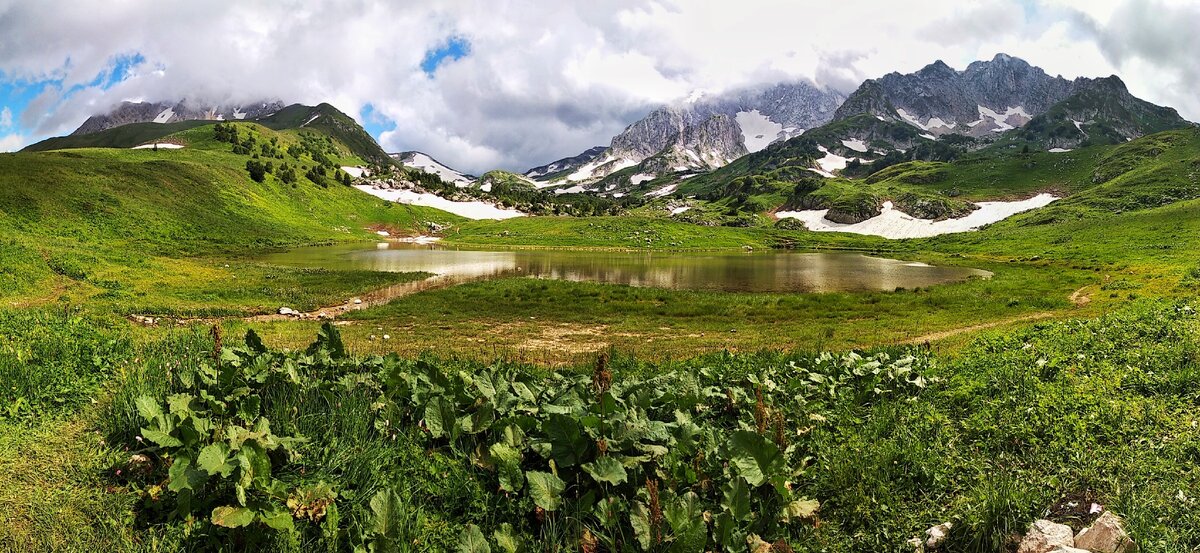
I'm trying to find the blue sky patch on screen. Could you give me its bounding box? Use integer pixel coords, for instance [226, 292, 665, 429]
[420, 36, 470, 76]
[0, 52, 144, 140]
[360, 103, 397, 141]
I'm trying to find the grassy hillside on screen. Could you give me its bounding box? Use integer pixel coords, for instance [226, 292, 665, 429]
[0, 121, 463, 314]
[20, 120, 213, 151]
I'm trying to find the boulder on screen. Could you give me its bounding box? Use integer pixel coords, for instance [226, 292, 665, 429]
[1018, 520, 1075, 553]
[925, 522, 953, 549]
[278, 307, 296, 316]
[1074, 512, 1137, 553]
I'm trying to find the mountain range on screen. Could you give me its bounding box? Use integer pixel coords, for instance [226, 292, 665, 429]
[37, 53, 1195, 204]
[523, 81, 845, 187]
[72, 99, 286, 135]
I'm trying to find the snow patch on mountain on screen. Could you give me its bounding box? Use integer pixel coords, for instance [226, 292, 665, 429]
[813, 146, 853, 177]
[646, 183, 679, 198]
[630, 173, 656, 185]
[777, 194, 1059, 239]
[735, 109, 784, 153]
[896, 108, 956, 131]
[153, 108, 175, 124]
[132, 143, 183, 150]
[354, 185, 523, 220]
[975, 106, 1027, 132]
[394, 152, 474, 187]
[841, 138, 869, 153]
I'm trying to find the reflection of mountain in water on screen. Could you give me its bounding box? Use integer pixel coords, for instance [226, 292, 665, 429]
[256, 243, 990, 294]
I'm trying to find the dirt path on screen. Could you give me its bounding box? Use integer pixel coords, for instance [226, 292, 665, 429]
[900, 312, 1056, 345]
[130, 273, 490, 326]
[1070, 285, 1092, 306]
[902, 285, 1094, 345]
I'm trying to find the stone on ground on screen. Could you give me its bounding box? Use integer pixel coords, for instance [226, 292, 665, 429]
[1018, 519, 1075, 553]
[1074, 511, 1137, 553]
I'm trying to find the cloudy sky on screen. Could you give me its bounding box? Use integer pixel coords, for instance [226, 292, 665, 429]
[0, 0, 1197, 172]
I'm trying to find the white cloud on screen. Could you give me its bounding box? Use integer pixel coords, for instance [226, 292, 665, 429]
[0, 0, 1193, 173]
[0, 133, 26, 152]
[0, 107, 10, 129]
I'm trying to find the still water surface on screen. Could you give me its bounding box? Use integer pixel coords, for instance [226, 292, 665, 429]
[254, 242, 991, 294]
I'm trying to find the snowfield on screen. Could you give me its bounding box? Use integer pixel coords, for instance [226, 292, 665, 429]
[813, 146, 853, 177]
[841, 138, 869, 153]
[341, 166, 367, 178]
[736, 110, 784, 153]
[132, 143, 184, 150]
[353, 185, 524, 220]
[896, 108, 957, 132]
[630, 173, 656, 185]
[776, 193, 1060, 239]
[398, 153, 474, 187]
[1048, 148, 1073, 153]
[973, 105, 1032, 132]
[153, 108, 175, 124]
[646, 183, 679, 198]
[566, 155, 636, 182]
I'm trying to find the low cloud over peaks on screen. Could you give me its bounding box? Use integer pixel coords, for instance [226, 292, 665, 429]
[0, 0, 1195, 169]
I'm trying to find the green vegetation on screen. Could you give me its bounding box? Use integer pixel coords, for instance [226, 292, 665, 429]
[3, 97, 1200, 551]
[5, 300, 1200, 550]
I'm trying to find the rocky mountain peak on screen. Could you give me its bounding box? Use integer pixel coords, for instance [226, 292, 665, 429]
[72, 99, 284, 135]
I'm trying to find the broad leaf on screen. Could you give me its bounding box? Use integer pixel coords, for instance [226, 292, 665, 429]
[582, 456, 628, 485]
[135, 396, 163, 422]
[259, 504, 295, 531]
[525, 471, 565, 512]
[727, 431, 783, 487]
[458, 524, 491, 553]
[140, 427, 182, 448]
[167, 456, 207, 492]
[212, 505, 256, 528]
[493, 523, 521, 553]
[424, 397, 455, 439]
[721, 478, 751, 521]
[781, 498, 820, 524]
[489, 443, 524, 492]
[197, 443, 234, 477]
[543, 414, 587, 467]
[630, 501, 652, 550]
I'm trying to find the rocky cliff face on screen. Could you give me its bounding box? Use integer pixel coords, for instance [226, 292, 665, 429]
[1016, 76, 1193, 149]
[832, 53, 1191, 149]
[530, 80, 845, 185]
[834, 54, 1079, 137]
[523, 146, 607, 180]
[72, 99, 285, 135]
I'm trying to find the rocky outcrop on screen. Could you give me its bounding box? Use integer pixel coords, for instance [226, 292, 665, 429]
[73, 99, 284, 135]
[831, 53, 1189, 143]
[523, 146, 606, 179]
[1073, 512, 1137, 553]
[834, 54, 1076, 137]
[1018, 520, 1075, 553]
[532, 80, 845, 186]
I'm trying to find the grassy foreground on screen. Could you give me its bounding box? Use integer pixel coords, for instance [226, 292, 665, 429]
[2, 301, 1198, 551]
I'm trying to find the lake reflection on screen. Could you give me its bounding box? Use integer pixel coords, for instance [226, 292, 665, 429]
[254, 242, 991, 294]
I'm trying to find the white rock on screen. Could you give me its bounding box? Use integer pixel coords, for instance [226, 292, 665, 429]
[278, 307, 296, 315]
[1074, 512, 1137, 553]
[383, 334, 390, 340]
[1018, 520, 1075, 553]
[925, 522, 953, 549]
[353, 298, 363, 305]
